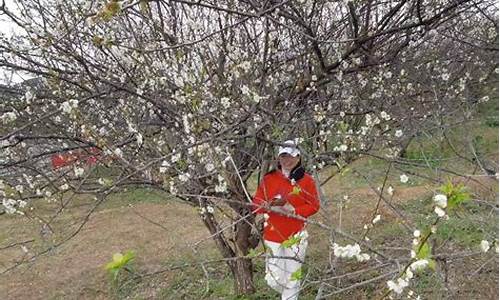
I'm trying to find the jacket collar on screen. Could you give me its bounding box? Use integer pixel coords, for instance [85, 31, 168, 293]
[288, 164, 305, 182]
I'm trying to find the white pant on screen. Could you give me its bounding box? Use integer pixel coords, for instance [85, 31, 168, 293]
[264, 231, 308, 300]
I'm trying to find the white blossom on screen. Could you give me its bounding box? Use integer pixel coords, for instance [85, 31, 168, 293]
[74, 167, 84, 177]
[332, 243, 370, 262]
[206, 206, 215, 214]
[400, 174, 409, 183]
[413, 230, 421, 238]
[404, 269, 414, 280]
[159, 161, 169, 173]
[136, 133, 143, 146]
[395, 130, 403, 137]
[387, 278, 409, 294]
[221, 97, 231, 109]
[61, 99, 78, 114]
[410, 259, 429, 271]
[215, 175, 228, 193]
[171, 152, 181, 163]
[2, 199, 17, 214]
[480, 240, 490, 252]
[433, 194, 447, 208]
[178, 173, 191, 182]
[1, 112, 17, 123]
[381, 111, 391, 121]
[372, 214, 381, 224]
[114, 148, 123, 158]
[169, 181, 177, 195]
[387, 186, 394, 195]
[15, 185, 24, 193]
[434, 206, 446, 217]
[240, 85, 251, 96]
[205, 163, 215, 172]
[60, 183, 69, 191]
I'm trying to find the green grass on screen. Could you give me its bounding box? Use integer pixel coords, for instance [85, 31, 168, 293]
[410, 271, 445, 299]
[398, 194, 497, 249]
[157, 254, 324, 299]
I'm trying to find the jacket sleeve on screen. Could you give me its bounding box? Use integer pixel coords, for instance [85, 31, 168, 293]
[252, 178, 270, 214]
[294, 177, 320, 218]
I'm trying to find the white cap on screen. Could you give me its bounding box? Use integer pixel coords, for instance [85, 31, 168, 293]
[278, 140, 300, 157]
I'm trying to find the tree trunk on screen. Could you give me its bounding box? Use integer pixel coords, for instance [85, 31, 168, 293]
[230, 256, 255, 295]
[201, 205, 258, 295]
[231, 210, 256, 294]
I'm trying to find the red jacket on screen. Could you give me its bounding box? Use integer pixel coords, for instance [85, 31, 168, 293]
[252, 169, 320, 243]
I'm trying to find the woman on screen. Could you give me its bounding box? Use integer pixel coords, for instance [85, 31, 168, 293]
[252, 139, 320, 300]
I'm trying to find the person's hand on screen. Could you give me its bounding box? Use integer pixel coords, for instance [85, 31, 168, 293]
[271, 202, 295, 215]
[269, 194, 286, 206]
[282, 202, 295, 214]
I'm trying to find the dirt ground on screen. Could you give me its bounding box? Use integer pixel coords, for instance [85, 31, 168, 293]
[1, 201, 209, 300]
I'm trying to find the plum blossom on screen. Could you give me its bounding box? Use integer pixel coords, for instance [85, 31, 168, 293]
[221, 97, 230, 109]
[400, 174, 409, 183]
[332, 243, 371, 262]
[205, 163, 215, 172]
[171, 152, 181, 163]
[114, 148, 123, 158]
[178, 172, 191, 182]
[215, 175, 228, 193]
[74, 167, 84, 177]
[372, 214, 381, 224]
[1, 112, 17, 123]
[480, 240, 490, 252]
[240, 85, 251, 96]
[387, 278, 409, 294]
[380, 111, 391, 121]
[61, 99, 78, 114]
[159, 161, 169, 173]
[433, 194, 447, 208]
[410, 259, 429, 271]
[434, 206, 446, 217]
[2, 199, 17, 214]
[387, 186, 394, 195]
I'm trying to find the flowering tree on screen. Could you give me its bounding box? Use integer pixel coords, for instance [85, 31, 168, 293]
[0, 0, 497, 297]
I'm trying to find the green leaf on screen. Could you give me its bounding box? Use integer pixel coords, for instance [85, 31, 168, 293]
[428, 259, 437, 271]
[416, 242, 431, 260]
[290, 267, 303, 281]
[105, 250, 135, 274]
[290, 186, 301, 196]
[246, 248, 263, 258]
[282, 235, 301, 248]
[439, 181, 471, 210]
